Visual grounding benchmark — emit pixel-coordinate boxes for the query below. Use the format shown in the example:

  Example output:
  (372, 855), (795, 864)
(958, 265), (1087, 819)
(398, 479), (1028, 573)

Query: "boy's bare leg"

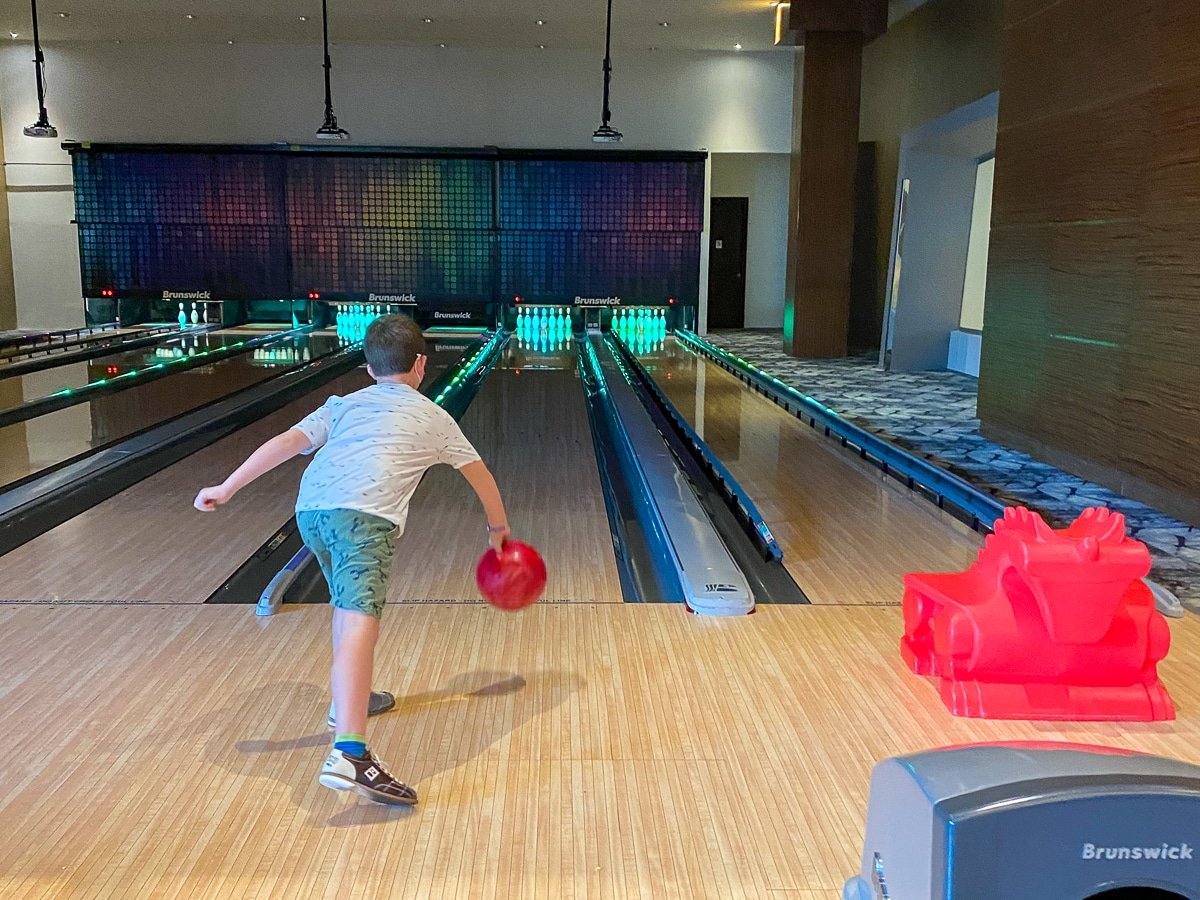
(320, 604), (417, 805)
(332, 607), (377, 738)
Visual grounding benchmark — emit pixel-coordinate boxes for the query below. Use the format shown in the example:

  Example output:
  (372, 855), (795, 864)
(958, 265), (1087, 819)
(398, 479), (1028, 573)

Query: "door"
(707, 197), (748, 330)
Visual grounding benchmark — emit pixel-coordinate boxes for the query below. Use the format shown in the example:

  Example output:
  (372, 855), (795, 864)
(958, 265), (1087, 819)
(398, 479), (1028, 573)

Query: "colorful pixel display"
(69, 147), (705, 306)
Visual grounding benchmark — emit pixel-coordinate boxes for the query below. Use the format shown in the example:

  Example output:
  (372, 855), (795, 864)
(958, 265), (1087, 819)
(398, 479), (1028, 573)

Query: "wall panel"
(978, 0), (1200, 522)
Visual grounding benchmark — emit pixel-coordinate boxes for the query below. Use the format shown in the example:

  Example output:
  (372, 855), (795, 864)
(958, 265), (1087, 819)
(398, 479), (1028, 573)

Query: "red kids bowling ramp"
(902, 506), (1174, 721)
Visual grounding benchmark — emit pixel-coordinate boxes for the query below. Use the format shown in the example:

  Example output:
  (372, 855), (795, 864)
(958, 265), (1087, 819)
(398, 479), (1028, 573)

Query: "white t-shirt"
(293, 382), (481, 532)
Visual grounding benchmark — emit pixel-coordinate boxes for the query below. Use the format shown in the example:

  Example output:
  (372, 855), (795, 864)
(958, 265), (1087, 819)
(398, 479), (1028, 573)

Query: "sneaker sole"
(326, 692), (396, 729)
(318, 772), (418, 806)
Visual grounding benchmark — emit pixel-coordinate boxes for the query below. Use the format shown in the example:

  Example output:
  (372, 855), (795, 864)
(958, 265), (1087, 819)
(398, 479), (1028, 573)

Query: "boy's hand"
(488, 524), (511, 552)
(194, 484), (233, 512)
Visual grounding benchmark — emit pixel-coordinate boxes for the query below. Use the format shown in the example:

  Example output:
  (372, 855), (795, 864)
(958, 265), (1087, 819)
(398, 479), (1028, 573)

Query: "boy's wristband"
(487, 523), (508, 533)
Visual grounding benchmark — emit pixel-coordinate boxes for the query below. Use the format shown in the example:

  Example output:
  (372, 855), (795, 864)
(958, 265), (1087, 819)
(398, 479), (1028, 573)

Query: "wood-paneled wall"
(978, 0), (1200, 524)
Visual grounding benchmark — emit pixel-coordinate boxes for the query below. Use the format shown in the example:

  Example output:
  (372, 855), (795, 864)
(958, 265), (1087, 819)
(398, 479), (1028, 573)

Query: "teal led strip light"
(674, 329), (842, 418)
(610, 330), (782, 560)
(432, 330), (505, 407)
(46, 326), (315, 401)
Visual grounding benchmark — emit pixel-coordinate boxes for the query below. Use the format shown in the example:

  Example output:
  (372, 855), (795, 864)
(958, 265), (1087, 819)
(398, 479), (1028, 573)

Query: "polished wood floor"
(0, 368), (372, 602)
(644, 340), (982, 605)
(0, 342), (620, 605)
(385, 361), (623, 603)
(0, 331), (344, 490)
(2, 602), (1199, 899)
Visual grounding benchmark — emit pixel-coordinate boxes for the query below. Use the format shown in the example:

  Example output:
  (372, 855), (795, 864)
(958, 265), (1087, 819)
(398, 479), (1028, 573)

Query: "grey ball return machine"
(845, 744), (1200, 899)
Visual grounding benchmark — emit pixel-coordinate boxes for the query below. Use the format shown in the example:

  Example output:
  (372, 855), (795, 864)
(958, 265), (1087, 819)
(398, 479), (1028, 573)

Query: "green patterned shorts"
(297, 509), (397, 619)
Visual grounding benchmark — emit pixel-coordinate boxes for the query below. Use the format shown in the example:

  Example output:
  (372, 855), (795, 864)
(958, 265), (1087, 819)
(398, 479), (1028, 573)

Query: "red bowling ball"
(476, 541), (547, 611)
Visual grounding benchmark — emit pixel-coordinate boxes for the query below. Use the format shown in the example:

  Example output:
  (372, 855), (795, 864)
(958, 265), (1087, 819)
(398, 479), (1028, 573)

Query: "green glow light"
(1050, 334), (1119, 349)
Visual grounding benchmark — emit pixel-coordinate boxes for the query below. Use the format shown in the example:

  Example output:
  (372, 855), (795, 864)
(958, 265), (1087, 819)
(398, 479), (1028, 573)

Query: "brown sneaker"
(318, 748), (418, 805)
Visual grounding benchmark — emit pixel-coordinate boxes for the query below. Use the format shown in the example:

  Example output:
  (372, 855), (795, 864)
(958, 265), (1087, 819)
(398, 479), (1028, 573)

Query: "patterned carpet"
(706, 329), (1200, 611)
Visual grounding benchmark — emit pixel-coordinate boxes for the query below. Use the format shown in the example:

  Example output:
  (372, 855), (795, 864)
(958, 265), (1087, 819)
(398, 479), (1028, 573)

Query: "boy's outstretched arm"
(458, 460), (510, 550)
(194, 428), (313, 511)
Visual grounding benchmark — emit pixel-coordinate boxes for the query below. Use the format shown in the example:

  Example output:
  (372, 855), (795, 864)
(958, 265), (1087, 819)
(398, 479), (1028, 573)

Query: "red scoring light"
(107, 366), (119, 375)
(668, 297), (676, 305)
(514, 295), (522, 303)
(308, 291), (320, 300)
(100, 288), (114, 298)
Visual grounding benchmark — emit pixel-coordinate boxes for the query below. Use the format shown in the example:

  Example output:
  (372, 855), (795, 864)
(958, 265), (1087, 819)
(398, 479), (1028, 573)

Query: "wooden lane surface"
(640, 339), (981, 605)
(384, 358), (623, 603)
(3, 601), (1200, 898)
(0, 334), (344, 489)
(0, 345), (467, 603)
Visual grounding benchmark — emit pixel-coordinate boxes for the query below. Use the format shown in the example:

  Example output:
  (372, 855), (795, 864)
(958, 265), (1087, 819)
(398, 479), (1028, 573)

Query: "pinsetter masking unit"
(844, 744), (1200, 900)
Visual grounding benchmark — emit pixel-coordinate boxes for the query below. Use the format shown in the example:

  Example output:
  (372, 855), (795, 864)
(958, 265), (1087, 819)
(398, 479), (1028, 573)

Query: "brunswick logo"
(162, 290), (211, 300)
(433, 311), (471, 320)
(368, 293), (415, 303)
(1081, 842), (1193, 860)
(573, 295), (621, 307)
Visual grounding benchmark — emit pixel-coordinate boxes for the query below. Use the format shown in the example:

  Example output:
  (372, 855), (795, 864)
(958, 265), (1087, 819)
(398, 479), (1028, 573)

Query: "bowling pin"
(178, 303), (187, 328)
(190, 302), (199, 325)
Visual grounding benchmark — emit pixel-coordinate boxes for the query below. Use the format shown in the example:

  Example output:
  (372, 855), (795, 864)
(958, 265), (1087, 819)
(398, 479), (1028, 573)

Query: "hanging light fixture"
(22, 0), (57, 138)
(315, 0), (349, 140)
(591, 0), (622, 143)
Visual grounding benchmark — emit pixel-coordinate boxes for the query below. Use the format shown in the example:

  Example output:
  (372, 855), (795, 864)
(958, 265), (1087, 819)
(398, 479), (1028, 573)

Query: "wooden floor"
(384, 359), (623, 603)
(0, 341), (621, 606)
(3, 601), (1199, 899)
(644, 340), (982, 605)
(0, 334), (438, 603)
(0, 367), (373, 602)
(0, 331), (345, 490)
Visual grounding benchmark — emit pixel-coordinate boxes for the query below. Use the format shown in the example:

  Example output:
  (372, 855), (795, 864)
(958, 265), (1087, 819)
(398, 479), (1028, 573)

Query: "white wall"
(709, 153), (789, 328)
(958, 154), (993, 331)
(1, 42), (795, 327)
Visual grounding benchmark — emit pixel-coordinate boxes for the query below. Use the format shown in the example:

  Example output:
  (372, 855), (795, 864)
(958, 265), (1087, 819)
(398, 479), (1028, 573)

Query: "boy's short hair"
(364, 314), (426, 376)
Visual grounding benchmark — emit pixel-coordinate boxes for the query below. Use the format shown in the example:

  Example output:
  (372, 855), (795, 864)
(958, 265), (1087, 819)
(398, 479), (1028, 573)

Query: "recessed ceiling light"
(8, 31), (18, 38)
(422, 17), (432, 23)
(659, 21), (670, 27)
(734, 42), (742, 50)
(299, 15), (307, 21)
(535, 19), (545, 26)
(538, 43), (546, 49)
(57, 12), (69, 18)
(227, 39), (234, 45)
(438, 42), (446, 48)
(185, 14), (195, 20)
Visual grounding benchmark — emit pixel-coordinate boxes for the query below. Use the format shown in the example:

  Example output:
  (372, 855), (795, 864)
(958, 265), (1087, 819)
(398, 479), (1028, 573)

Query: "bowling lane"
(639, 338), (981, 605)
(0, 332), (343, 488)
(383, 339), (624, 602)
(0, 341), (471, 603)
(0, 328), (280, 398)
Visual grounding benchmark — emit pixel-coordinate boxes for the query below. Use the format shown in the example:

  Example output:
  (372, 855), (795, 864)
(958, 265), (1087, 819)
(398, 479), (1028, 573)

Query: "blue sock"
(334, 734), (367, 757)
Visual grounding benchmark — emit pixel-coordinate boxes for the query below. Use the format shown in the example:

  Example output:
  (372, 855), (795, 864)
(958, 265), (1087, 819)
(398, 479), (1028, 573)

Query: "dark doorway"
(707, 197), (749, 329)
